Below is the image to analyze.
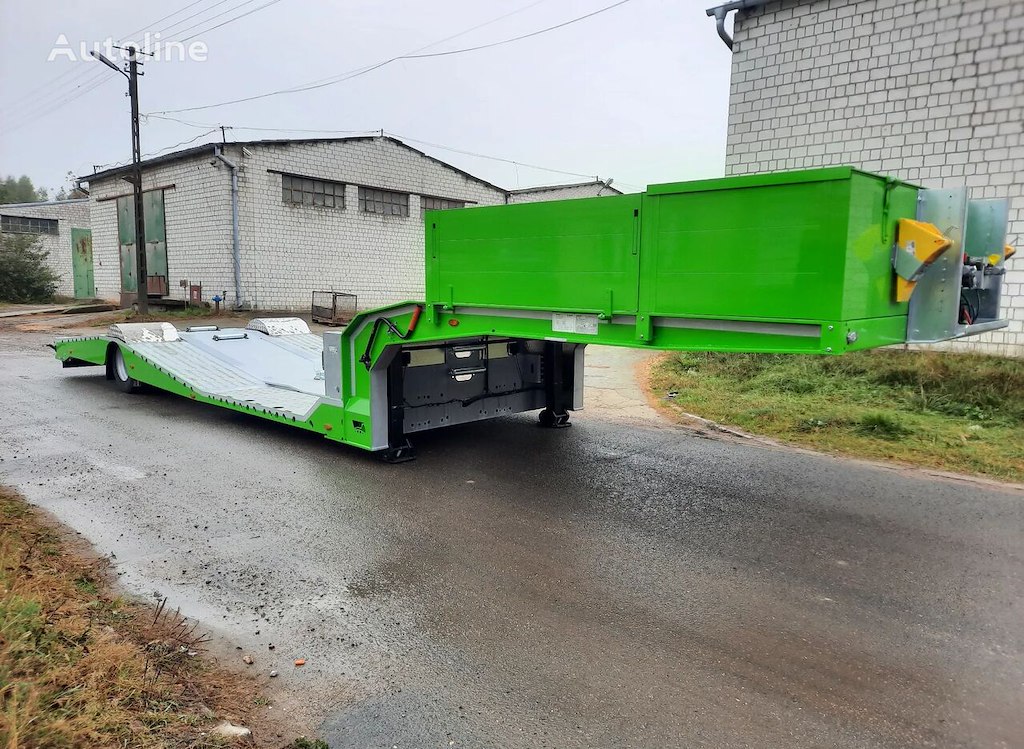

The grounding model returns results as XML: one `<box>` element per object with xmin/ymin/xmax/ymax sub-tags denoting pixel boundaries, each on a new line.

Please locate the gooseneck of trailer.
<box><xmin>53</xmin><ymin>167</ymin><xmax>1015</xmax><ymax>461</ymax></box>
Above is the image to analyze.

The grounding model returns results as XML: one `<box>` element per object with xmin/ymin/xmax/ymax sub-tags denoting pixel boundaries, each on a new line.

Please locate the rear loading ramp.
<box><xmin>55</xmin><ymin>319</ymin><xmax>333</xmax><ymax>422</ymax></box>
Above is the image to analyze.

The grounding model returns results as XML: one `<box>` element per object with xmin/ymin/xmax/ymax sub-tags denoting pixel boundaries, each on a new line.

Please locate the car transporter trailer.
<box><xmin>53</xmin><ymin>167</ymin><xmax>1015</xmax><ymax>461</ymax></box>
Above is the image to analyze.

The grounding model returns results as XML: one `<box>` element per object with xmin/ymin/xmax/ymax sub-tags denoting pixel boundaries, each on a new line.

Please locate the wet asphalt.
<box><xmin>1</xmin><ymin>325</ymin><xmax>1023</xmax><ymax>748</ymax></box>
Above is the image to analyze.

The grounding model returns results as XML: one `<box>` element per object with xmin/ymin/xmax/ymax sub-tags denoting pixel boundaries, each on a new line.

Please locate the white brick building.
<box><xmin>710</xmin><ymin>0</ymin><xmax>1023</xmax><ymax>355</ymax></box>
<box><xmin>0</xmin><ymin>199</ymin><xmax>92</xmax><ymax>299</ymax></box>
<box><xmin>81</xmin><ymin>136</ymin><xmax>619</xmax><ymax>311</ymax></box>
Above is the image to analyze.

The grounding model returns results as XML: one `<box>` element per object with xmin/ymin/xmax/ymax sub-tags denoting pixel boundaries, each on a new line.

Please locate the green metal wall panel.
<box><xmin>840</xmin><ymin>173</ymin><xmax>918</xmax><ymax>321</ymax></box>
<box><xmin>642</xmin><ymin>178</ymin><xmax>851</xmax><ymax>321</ymax></box>
<box><xmin>427</xmin><ymin>194</ymin><xmax>642</xmax><ymax>315</ymax></box>
<box><xmin>426</xmin><ymin>168</ymin><xmax>923</xmax><ymax>341</ymax></box>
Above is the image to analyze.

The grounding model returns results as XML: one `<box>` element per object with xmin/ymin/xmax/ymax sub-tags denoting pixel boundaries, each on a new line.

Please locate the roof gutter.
<box><xmin>705</xmin><ymin>0</ymin><xmax>773</xmax><ymax>50</ymax></box>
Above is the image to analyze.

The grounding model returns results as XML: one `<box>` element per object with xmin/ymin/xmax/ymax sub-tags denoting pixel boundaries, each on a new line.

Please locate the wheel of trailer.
<box><xmin>111</xmin><ymin>346</ymin><xmax>140</xmax><ymax>393</ymax></box>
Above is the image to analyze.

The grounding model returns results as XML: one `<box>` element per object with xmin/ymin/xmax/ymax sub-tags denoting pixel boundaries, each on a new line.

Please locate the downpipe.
<box><xmin>213</xmin><ymin>146</ymin><xmax>247</xmax><ymax>309</ymax></box>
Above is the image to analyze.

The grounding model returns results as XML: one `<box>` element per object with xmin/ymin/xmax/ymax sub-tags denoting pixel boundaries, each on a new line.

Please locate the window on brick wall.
<box><xmin>281</xmin><ymin>174</ymin><xmax>345</xmax><ymax>208</ymax></box>
<box><xmin>420</xmin><ymin>195</ymin><xmax>466</xmax><ymax>218</ymax></box>
<box><xmin>358</xmin><ymin>186</ymin><xmax>409</xmax><ymax>217</ymax></box>
<box><xmin>1</xmin><ymin>215</ymin><xmax>58</xmax><ymax>235</ymax></box>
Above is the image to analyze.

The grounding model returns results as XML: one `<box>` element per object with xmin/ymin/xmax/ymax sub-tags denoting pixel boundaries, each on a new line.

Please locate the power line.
<box><xmin>171</xmin><ymin>0</ymin><xmax>289</xmax><ymax>44</ymax></box>
<box><xmin>140</xmin><ymin>0</ymin><xmax>238</xmax><ymax>47</ymax></box>
<box><xmin>1</xmin><ymin>0</ymin><xmax>285</xmax><ymax>130</ymax></box>
<box><xmin>404</xmin><ymin>0</ymin><xmax>634</xmax><ymax>59</ymax></box>
<box><xmin>1</xmin><ymin>75</ymin><xmax>117</xmax><ymax>135</ymax></box>
<box><xmin>95</xmin><ymin>115</ymin><xmax>643</xmax><ymax>190</ymax></box>
<box><xmin>147</xmin><ymin>0</ymin><xmax>551</xmax><ymax>114</ymax></box>
<box><xmin>0</xmin><ymin>0</ymin><xmax>227</xmax><ymax>111</ymax></box>
<box><xmin>140</xmin><ymin>114</ymin><xmax>607</xmax><ymax>181</ymax></box>
<box><xmin>148</xmin><ymin>0</ymin><xmax>637</xmax><ymax>115</ymax></box>
<box><xmin>388</xmin><ymin>132</ymin><xmax>599</xmax><ymax>180</ymax></box>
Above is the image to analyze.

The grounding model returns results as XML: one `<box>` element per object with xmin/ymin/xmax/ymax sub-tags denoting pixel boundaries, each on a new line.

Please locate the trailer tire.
<box><xmin>111</xmin><ymin>346</ymin><xmax>140</xmax><ymax>393</ymax></box>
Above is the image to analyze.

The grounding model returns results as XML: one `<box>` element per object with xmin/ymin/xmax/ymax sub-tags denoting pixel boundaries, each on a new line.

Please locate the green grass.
<box><xmin>649</xmin><ymin>349</ymin><xmax>1024</xmax><ymax>482</ymax></box>
<box><xmin>0</xmin><ymin>487</ymin><xmax>268</xmax><ymax>747</ymax></box>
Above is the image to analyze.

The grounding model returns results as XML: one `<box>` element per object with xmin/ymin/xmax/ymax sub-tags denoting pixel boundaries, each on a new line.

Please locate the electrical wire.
<box><xmin>140</xmin><ymin>0</ymin><xmax>238</xmax><ymax>46</ymax></box>
<box><xmin>1</xmin><ymin>75</ymin><xmax>117</xmax><ymax>135</ymax></box>
<box><xmin>0</xmin><ymin>0</ymin><xmax>228</xmax><ymax>111</ymax></box>
<box><xmin>161</xmin><ymin>0</ymin><xmax>286</xmax><ymax>45</ymax></box>
<box><xmin>404</xmin><ymin>0</ymin><xmax>634</xmax><ymax>59</ymax></box>
<box><xmin>148</xmin><ymin>0</ymin><xmax>637</xmax><ymax>115</ymax></box>
<box><xmin>141</xmin><ymin>114</ymin><xmax>606</xmax><ymax>182</ymax></box>
<box><xmin>1</xmin><ymin>0</ymin><xmax>287</xmax><ymax>131</ymax></box>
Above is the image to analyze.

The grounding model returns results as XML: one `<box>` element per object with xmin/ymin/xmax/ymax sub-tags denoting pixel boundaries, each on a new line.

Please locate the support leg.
<box><xmin>383</xmin><ymin>352</ymin><xmax>416</xmax><ymax>462</ymax></box>
<box><xmin>539</xmin><ymin>341</ymin><xmax>571</xmax><ymax>428</ymax></box>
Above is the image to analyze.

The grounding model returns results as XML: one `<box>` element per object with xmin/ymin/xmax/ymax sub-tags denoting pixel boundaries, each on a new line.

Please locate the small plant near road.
<box><xmin>649</xmin><ymin>349</ymin><xmax>1024</xmax><ymax>482</ymax></box>
<box><xmin>0</xmin><ymin>233</ymin><xmax>59</xmax><ymax>303</ymax></box>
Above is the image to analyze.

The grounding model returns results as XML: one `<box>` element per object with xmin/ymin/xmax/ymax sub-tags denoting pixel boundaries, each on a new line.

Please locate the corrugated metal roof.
<box><xmin>0</xmin><ymin>198</ymin><xmax>90</xmax><ymax>209</ymax></box>
<box><xmin>81</xmin><ymin>135</ymin><xmax>509</xmax><ymax>194</ymax></box>
<box><xmin>507</xmin><ymin>179</ymin><xmax>623</xmax><ymax>195</ymax></box>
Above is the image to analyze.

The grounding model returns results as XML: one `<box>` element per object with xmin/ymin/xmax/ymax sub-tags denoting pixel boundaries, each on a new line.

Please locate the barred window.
<box><xmin>359</xmin><ymin>187</ymin><xmax>409</xmax><ymax>217</ymax></box>
<box><xmin>420</xmin><ymin>195</ymin><xmax>466</xmax><ymax>217</ymax></box>
<box><xmin>1</xmin><ymin>215</ymin><xmax>58</xmax><ymax>235</ymax></box>
<box><xmin>281</xmin><ymin>174</ymin><xmax>345</xmax><ymax>208</ymax></box>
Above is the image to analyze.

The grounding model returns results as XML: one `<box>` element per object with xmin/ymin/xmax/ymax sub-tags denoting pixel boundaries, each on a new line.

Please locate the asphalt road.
<box><xmin>1</xmin><ymin>323</ymin><xmax>1022</xmax><ymax>748</ymax></box>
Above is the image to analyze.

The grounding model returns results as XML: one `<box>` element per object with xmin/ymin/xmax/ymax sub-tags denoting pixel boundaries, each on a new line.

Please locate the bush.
<box><xmin>0</xmin><ymin>233</ymin><xmax>59</xmax><ymax>303</ymax></box>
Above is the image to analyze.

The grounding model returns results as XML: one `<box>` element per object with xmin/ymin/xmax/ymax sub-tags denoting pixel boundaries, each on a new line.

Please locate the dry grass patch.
<box><xmin>0</xmin><ymin>487</ymin><xmax>262</xmax><ymax>748</ymax></box>
<box><xmin>649</xmin><ymin>349</ymin><xmax>1024</xmax><ymax>483</ymax></box>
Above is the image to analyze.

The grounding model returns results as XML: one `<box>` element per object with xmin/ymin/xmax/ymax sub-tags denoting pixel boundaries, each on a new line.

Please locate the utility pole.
<box><xmin>126</xmin><ymin>46</ymin><xmax>148</xmax><ymax>314</ymax></box>
<box><xmin>90</xmin><ymin>45</ymin><xmax>150</xmax><ymax>313</ymax></box>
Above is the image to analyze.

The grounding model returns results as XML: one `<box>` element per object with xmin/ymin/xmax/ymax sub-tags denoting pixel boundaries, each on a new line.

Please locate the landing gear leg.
<box><xmin>382</xmin><ymin>352</ymin><xmax>416</xmax><ymax>462</ymax></box>
<box><xmin>381</xmin><ymin>440</ymin><xmax>416</xmax><ymax>463</ymax></box>
<box><xmin>538</xmin><ymin>341</ymin><xmax>572</xmax><ymax>429</ymax></box>
<box><xmin>538</xmin><ymin>408</ymin><xmax>571</xmax><ymax>428</ymax></box>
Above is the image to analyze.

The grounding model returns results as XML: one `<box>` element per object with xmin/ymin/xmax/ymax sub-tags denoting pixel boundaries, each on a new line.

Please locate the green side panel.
<box><xmin>53</xmin><ymin>336</ymin><xmax>108</xmax><ymax>366</ymax></box>
<box><xmin>70</xmin><ymin>228</ymin><xmax>94</xmax><ymax>299</ymax></box>
<box><xmin>840</xmin><ymin>173</ymin><xmax>917</xmax><ymax>321</ymax></box>
<box><xmin>426</xmin><ymin>194</ymin><xmax>642</xmax><ymax>315</ymax></box>
<box><xmin>642</xmin><ymin>177</ymin><xmax>852</xmax><ymax>321</ymax></box>
<box><xmin>646</xmin><ymin>166</ymin><xmax>856</xmax><ymax>195</ymax></box>
<box><xmin>426</xmin><ymin>167</ymin><xmax>922</xmax><ymax>346</ymax></box>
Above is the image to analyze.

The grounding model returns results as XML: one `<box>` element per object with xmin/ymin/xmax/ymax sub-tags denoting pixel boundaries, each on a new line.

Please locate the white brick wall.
<box><xmin>89</xmin><ymin>155</ymin><xmax>233</xmax><ymax>305</ymax></box>
<box><xmin>0</xmin><ymin>199</ymin><xmax>91</xmax><ymax>298</ymax></box>
<box><xmin>87</xmin><ymin>137</ymin><xmax>513</xmax><ymax>311</ymax></box>
<box><xmin>725</xmin><ymin>0</ymin><xmax>1024</xmax><ymax>356</ymax></box>
<box><xmin>235</xmin><ymin>137</ymin><xmax>507</xmax><ymax>310</ymax></box>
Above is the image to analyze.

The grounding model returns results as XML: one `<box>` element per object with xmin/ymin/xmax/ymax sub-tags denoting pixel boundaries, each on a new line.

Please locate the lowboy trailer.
<box><xmin>54</xmin><ymin>167</ymin><xmax>1015</xmax><ymax>461</ymax></box>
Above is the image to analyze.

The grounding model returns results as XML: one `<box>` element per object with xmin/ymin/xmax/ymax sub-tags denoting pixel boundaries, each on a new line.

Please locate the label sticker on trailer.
<box><xmin>551</xmin><ymin>313</ymin><xmax>599</xmax><ymax>335</ymax></box>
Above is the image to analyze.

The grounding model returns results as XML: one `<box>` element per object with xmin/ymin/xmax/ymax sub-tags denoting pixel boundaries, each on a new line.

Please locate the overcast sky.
<box><xmin>0</xmin><ymin>0</ymin><xmax>733</xmax><ymax>196</ymax></box>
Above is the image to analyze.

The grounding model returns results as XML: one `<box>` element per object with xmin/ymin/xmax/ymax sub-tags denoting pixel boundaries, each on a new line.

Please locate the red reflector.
<box><xmin>448</xmin><ymin>319</ymin><xmax>460</xmax><ymax>327</ymax></box>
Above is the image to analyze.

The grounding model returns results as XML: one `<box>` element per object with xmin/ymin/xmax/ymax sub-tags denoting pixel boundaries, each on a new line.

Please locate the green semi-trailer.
<box><xmin>53</xmin><ymin>167</ymin><xmax>1014</xmax><ymax>460</ymax></box>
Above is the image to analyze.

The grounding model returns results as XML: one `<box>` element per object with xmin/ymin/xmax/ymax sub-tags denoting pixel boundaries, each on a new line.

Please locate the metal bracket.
<box><xmin>891</xmin><ymin>219</ymin><xmax>953</xmax><ymax>302</ymax></box>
